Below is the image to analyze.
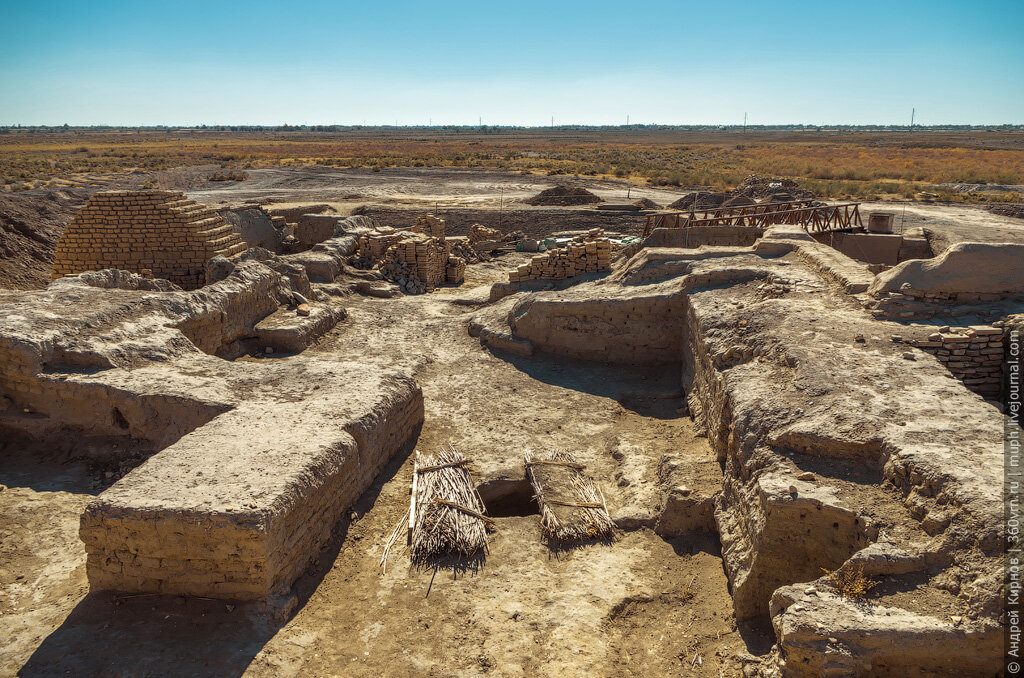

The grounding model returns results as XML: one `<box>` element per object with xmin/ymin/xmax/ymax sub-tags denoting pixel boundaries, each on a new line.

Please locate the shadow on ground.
<box><xmin>498</xmin><ymin>351</ymin><xmax>684</xmax><ymax>420</ymax></box>
<box><xmin>19</xmin><ymin>427</ymin><xmax>423</xmax><ymax>678</ymax></box>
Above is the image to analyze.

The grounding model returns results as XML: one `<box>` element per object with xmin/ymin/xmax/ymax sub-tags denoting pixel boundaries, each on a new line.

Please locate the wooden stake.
<box><xmin>408</xmin><ymin>450</ymin><xmax>419</xmax><ymax>546</ymax></box>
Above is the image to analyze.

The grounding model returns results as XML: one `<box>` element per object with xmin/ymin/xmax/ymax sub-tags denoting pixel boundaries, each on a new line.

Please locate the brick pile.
<box><xmin>509</xmin><ymin>230</ymin><xmax>612</xmax><ymax>283</ymax></box>
<box><xmin>446</xmin><ymin>256</ymin><xmax>466</xmax><ymax>284</ymax></box>
<box><xmin>469</xmin><ymin>224</ymin><xmax>503</xmax><ymax>244</ymax></box>
<box><xmin>906</xmin><ymin>325</ymin><xmax>1004</xmax><ymax>397</ymax></box>
<box><xmin>411</xmin><ymin>214</ymin><xmax>445</xmax><ymax>238</ymax></box>
<box><xmin>358</xmin><ymin>229</ymin><xmax>453</xmax><ymax>293</ymax></box>
<box><xmin>52</xmin><ymin>190</ymin><xmax>246</xmax><ymax>290</ymax></box>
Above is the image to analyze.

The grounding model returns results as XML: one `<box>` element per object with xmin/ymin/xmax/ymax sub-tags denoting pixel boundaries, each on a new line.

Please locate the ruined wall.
<box><xmin>80</xmin><ymin>377</ymin><xmax>424</xmax><ymax>601</ymax></box>
<box><xmin>506</xmin><ymin>293</ymin><xmax>686</xmax><ymax>364</ymax></box>
<box><xmin>906</xmin><ymin>325</ymin><xmax>1005</xmax><ymax>398</ymax></box>
<box><xmin>811</xmin><ymin>231</ymin><xmax>931</xmax><ymax>266</ymax></box>
<box><xmin>644</xmin><ymin>226</ymin><xmax>764</xmax><ymax>249</ymax></box>
<box><xmin>52</xmin><ymin>190</ymin><xmax>247</xmax><ymax>290</ymax></box>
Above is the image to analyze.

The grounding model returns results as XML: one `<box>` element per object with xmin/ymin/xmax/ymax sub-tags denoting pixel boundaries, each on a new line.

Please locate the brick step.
<box><xmin>176</xmin><ymin>208</ymin><xmax>217</xmax><ymax>221</ymax></box>
<box><xmin>206</xmin><ymin>234</ymin><xmax>243</xmax><ymax>249</ymax></box>
<box><xmin>197</xmin><ymin>225</ymin><xmax>236</xmax><ymax>239</ymax></box>
<box><xmin>189</xmin><ymin>216</ymin><xmax>223</xmax><ymax>230</ymax></box>
<box><xmin>215</xmin><ymin>243</ymin><xmax>247</xmax><ymax>258</ymax></box>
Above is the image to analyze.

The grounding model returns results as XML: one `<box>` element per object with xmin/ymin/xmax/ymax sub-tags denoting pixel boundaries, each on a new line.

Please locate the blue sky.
<box><xmin>1</xmin><ymin>0</ymin><xmax>1021</xmax><ymax>126</ymax></box>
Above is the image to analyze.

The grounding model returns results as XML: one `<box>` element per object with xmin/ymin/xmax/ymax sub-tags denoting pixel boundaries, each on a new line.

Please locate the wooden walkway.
<box><xmin>643</xmin><ymin>200</ymin><xmax>863</xmax><ymax>237</ymax></box>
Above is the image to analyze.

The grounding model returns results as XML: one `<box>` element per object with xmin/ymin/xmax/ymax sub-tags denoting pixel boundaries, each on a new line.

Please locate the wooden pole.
<box><xmin>408</xmin><ymin>450</ymin><xmax>420</xmax><ymax>545</ymax></box>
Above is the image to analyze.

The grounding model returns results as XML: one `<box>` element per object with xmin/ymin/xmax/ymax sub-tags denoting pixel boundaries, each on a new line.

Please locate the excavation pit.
<box><xmin>1</xmin><ymin>189</ymin><xmax>1015</xmax><ymax>676</ymax></box>
<box><xmin>478</xmin><ymin>479</ymin><xmax>540</xmax><ymax>517</ymax></box>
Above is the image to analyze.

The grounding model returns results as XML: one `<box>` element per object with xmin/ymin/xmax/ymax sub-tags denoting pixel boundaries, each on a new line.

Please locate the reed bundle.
<box><xmin>525</xmin><ymin>450</ymin><xmax>614</xmax><ymax>543</ymax></box>
<box><xmin>410</xmin><ymin>445</ymin><xmax>491</xmax><ymax>563</ymax></box>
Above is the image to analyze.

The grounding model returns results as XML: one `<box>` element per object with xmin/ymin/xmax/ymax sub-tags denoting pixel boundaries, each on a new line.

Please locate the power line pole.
<box><xmin>910</xmin><ymin>107</ymin><xmax>915</xmax><ymax>130</ymax></box>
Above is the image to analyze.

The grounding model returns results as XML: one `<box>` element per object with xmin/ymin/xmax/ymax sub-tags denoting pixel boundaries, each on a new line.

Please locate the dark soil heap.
<box><xmin>731</xmin><ymin>175</ymin><xmax>815</xmax><ymax>200</ymax></box>
<box><xmin>667</xmin><ymin>175</ymin><xmax>815</xmax><ymax>211</ymax></box>
<box><xmin>0</xmin><ymin>188</ymin><xmax>89</xmax><ymax>290</ymax></box>
<box><xmin>988</xmin><ymin>203</ymin><xmax>1024</xmax><ymax>220</ymax></box>
<box><xmin>525</xmin><ymin>185</ymin><xmax>603</xmax><ymax>206</ymax></box>
<box><xmin>632</xmin><ymin>197</ymin><xmax>662</xmax><ymax>210</ymax></box>
<box><xmin>667</xmin><ymin>192</ymin><xmax>729</xmax><ymax>210</ymax></box>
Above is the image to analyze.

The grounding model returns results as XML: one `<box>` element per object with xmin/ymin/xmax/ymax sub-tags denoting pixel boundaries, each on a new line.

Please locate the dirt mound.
<box><xmin>525</xmin><ymin>185</ymin><xmax>603</xmax><ymax>206</ymax></box>
<box><xmin>721</xmin><ymin>195</ymin><xmax>757</xmax><ymax>208</ymax></box>
<box><xmin>633</xmin><ymin>198</ymin><xmax>662</xmax><ymax>210</ymax></box>
<box><xmin>667</xmin><ymin>177</ymin><xmax>814</xmax><ymax>211</ymax></box>
<box><xmin>731</xmin><ymin>175</ymin><xmax>815</xmax><ymax>200</ymax></box>
<box><xmin>667</xmin><ymin>192</ymin><xmax>728</xmax><ymax>210</ymax></box>
<box><xmin>0</xmin><ymin>188</ymin><xmax>89</xmax><ymax>290</ymax></box>
<box><xmin>988</xmin><ymin>203</ymin><xmax>1024</xmax><ymax>220</ymax></box>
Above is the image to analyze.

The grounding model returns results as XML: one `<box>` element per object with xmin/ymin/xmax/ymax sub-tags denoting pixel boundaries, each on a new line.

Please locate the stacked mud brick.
<box><xmin>509</xmin><ymin>230</ymin><xmax>612</xmax><ymax>283</ymax></box>
<box><xmin>907</xmin><ymin>325</ymin><xmax>1005</xmax><ymax>397</ymax></box>
<box><xmin>469</xmin><ymin>224</ymin><xmax>503</xmax><ymax>244</ymax></box>
<box><xmin>411</xmin><ymin>214</ymin><xmax>445</xmax><ymax>238</ymax></box>
<box><xmin>446</xmin><ymin>255</ymin><xmax>466</xmax><ymax>284</ymax></box>
<box><xmin>358</xmin><ymin>229</ymin><xmax>450</xmax><ymax>289</ymax></box>
<box><xmin>385</xmin><ymin>234</ymin><xmax>448</xmax><ymax>287</ymax></box>
<box><xmin>52</xmin><ymin>190</ymin><xmax>247</xmax><ymax>290</ymax></box>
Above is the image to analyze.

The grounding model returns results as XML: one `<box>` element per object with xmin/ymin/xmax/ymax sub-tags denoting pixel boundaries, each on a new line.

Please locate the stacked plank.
<box><xmin>509</xmin><ymin>230</ymin><xmax>612</xmax><ymax>283</ymax></box>
<box><xmin>52</xmin><ymin>190</ymin><xmax>247</xmax><ymax>290</ymax></box>
<box><xmin>411</xmin><ymin>214</ymin><xmax>445</xmax><ymax>239</ymax></box>
<box><xmin>385</xmin><ymin>234</ymin><xmax>447</xmax><ymax>288</ymax></box>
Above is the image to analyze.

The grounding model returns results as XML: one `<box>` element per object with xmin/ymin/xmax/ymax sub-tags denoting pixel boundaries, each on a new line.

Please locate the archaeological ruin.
<box><xmin>52</xmin><ymin>191</ymin><xmax>247</xmax><ymax>289</ymax></box>
<box><xmin>2</xmin><ymin>180</ymin><xmax>1020</xmax><ymax>676</ymax></box>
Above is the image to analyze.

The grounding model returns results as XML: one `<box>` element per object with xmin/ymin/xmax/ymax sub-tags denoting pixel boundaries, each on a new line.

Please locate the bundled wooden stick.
<box><xmin>525</xmin><ymin>450</ymin><xmax>614</xmax><ymax>543</ymax></box>
<box><xmin>410</xmin><ymin>444</ymin><xmax>491</xmax><ymax>563</ymax></box>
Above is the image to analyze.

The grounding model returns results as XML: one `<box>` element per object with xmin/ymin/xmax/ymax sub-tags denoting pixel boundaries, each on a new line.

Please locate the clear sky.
<box><xmin>1</xmin><ymin>0</ymin><xmax>1021</xmax><ymax>126</ymax></box>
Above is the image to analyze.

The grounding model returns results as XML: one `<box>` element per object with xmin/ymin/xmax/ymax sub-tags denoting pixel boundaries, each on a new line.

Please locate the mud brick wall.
<box><xmin>907</xmin><ymin>325</ymin><xmax>1005</xmax><ymax>398</ymax></box>
<box><xmin>52</xmin><ymin>190</ymin><xmax>247</xmax><ymax>290</ymax></box>
<box><xmin>81</xmin><ymin>377</ymin><xmax>424</xmax><ymax>601</ymax></box>
<box><xmin>411</xmin><ymin>214</ymin><xmax>445</xmax><ymax>239</ymax></box>
<box><xmin>645</xmin><ymin>226</ymin><xmax>764</xmax><ymax>249</ymax></box>
<box><xmin>869</xmin><ymin>288</ymin><xmax>1022</xmax><ymax>320</ymax></box>
<box><xmin>509</xmin><ymin>236</ymin><xmax>611</xmax><ymax>283</ymax></box>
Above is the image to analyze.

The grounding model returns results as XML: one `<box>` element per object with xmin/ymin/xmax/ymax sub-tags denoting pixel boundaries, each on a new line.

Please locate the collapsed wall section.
<box><xmin>52</xmin><ymin>190</ymin><xmax>247</xmax><ymax>289</ymax></box>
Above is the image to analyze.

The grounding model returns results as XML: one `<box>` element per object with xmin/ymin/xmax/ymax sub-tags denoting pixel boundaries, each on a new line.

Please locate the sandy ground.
<box><xmin>3</xmin><ymin>167</ymin><xmax>1022</xmax><ymax>676</ymax></box>
<box><xmin>858</xmin><ymin>200</ymin><xmax>1024</xmax><ymax>249</ymax></box>
<box><xmin>0</xmin><ymin>258</ymin><xmax>765</xmax><ymax>677</ymax></box>
<box><xmin>188</xmin><ymin>166</ymin><xmax>693</xmax><ymax>210</ymax></box>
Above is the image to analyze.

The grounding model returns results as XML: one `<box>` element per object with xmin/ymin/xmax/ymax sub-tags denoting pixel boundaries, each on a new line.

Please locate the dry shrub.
<box><xmin>823</xmin><ymin>563</ymin><xmax>878</xmax><ymax>599</ymax></box>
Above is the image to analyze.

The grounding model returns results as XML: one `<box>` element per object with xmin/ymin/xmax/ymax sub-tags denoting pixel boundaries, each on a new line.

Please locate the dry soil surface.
<box><xmin>0</xmin><ymin>259</ymin><xmax>767</xmax><ymax>677</ymax></box>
